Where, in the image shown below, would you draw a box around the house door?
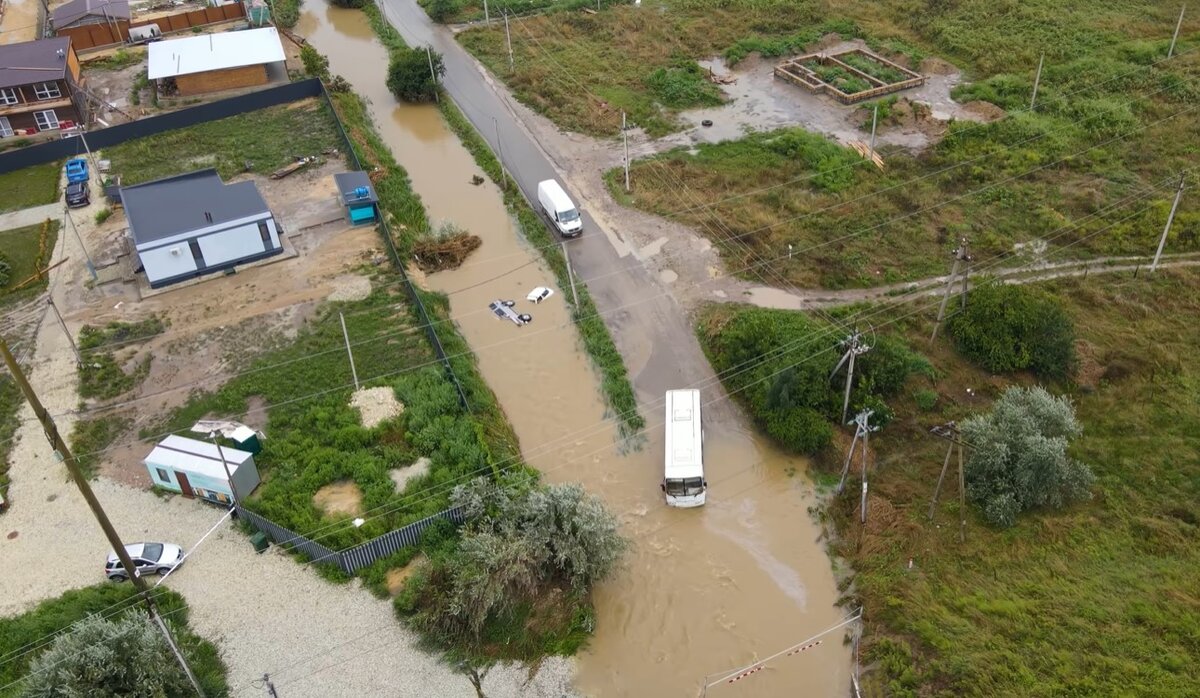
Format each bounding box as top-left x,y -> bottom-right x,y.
176,472 -> 194,497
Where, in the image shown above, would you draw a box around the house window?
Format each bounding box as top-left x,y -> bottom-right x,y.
33,110 -> 59,131
32,82 -> 61,100
0,88 -> 17,105
258,221 -> 272,249
189,239 -> 205,268
156,468 -> 170,482
0,117 -> 11,138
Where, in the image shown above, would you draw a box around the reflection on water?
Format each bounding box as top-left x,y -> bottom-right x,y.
298,2 -> 852,694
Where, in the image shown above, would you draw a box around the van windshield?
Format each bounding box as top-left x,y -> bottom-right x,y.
665,477 -> 704,496
559,208 -> 580,223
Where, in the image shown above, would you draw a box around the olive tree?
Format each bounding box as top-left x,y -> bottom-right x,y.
20,613 -> 190,698
961,386 -> 1095,527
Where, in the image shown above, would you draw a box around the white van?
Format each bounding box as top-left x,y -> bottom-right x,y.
662,389 -> 706,507
537,179 -> 582,237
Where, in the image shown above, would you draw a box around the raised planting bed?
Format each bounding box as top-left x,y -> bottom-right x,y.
775,48 -> 925,104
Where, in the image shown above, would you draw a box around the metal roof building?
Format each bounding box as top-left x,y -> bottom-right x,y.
148,27 -> 285,95
122,169 -> 284,288
144,434 -> 260,504
51,0 -> 131,29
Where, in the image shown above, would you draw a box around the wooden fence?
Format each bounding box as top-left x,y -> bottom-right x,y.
237,505 -> 466,574
61,2 -> 247,51
774,48 -> 926,105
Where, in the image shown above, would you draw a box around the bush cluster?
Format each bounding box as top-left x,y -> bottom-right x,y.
0,253 -> 10,287
946,282 -> 1076,380
387,46 -> 445,103
700,307 -> 928,454
643,59 -> 724,110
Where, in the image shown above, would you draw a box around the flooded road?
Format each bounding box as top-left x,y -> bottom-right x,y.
298,3 -> 852,695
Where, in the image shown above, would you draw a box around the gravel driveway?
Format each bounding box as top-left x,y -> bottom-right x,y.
0,193 -> 574,697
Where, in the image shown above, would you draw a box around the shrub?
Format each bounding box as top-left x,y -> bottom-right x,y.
330,0 -> 366,6
427,0 -> 457,23
960,386 -> 1095,527
947,283 -> 1077,380
643,60 -> 724,109
387,46 -> 445,102
94,208 -> 112,225
913,389 -> 938,411
19,613 -> 190,698
301,44 -> 330,80
0,253 -> 11,287
764,406 -> 832,454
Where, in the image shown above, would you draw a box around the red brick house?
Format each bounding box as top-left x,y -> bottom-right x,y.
0,37 -> 89,139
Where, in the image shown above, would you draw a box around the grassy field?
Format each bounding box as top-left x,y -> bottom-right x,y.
0,584 -> 228,696
104,100 -> 344,185
0,163 -> 60,214
698,268 -> 1200,696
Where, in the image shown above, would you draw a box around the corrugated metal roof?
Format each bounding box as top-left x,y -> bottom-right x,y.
147,27 -> 285,80
145,434 -> 252,481
52,0 -> 131,28
0,38 -> 71,90
121,169 -> 271,246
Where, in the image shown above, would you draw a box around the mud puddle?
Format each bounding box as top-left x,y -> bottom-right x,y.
299,3 -> 851,695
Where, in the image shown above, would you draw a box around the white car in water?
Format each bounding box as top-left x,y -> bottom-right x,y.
105,542 -> 184,581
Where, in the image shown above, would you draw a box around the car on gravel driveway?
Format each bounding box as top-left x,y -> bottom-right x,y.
105,542 -> 184,581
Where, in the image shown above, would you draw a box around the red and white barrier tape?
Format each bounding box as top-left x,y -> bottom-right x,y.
725,641 -> 823,684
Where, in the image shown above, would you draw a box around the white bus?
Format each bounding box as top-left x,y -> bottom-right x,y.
662,389 -> 706,507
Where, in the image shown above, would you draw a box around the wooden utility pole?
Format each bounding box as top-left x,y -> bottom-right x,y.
930,239 -> 971,342
1151,173 -> 1186,272
209,431 -> 240,507
0,336 -> 205,695
928,421 -> 968,542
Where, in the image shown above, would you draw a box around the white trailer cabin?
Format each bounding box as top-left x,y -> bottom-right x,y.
662,389 -> 706,507
144,434 -> 259,505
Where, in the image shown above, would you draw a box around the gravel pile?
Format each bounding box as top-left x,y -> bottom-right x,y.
0,221 -> 575,697
350,386 -> 404,428
389,457 -> 431,492
326,274 -> 372,302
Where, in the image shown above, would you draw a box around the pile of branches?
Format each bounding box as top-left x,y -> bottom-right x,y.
412,230 -> 482,272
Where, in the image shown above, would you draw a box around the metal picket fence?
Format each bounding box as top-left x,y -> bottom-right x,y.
236,505 -> 464,575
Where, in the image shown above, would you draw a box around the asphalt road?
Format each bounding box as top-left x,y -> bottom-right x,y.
379,0 -> 736,420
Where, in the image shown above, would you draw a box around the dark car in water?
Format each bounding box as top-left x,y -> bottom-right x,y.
65,180 -> 90,208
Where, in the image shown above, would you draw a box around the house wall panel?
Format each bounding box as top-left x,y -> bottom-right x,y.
175,64 -> 269,96
196,222 -> 269,266
139,242 -> 199,284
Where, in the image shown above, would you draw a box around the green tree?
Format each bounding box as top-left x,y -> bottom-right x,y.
947,282 -> 1077,380
427,0 -> 457,23
960,386 -> 1095,527
20,613 -> 191,698
387,46 -> 445,103
300,44 -> 330,80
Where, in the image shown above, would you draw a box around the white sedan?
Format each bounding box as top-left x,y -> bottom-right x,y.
104,542 -> 184,581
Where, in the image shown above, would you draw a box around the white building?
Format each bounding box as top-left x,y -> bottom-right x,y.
144,434 -> 260,505
122,168 -> 283,288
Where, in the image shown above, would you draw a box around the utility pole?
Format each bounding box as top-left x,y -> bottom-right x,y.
1169,5 -> 1186,58
868,104 -> 878,158
0,336 -> 205,696
561,241 -> 579,309
338,312 -> 359,390
483,0 -> 490,26
928,421 -> 968,542
1151,173 -> 1186,272
622,110 -> 630,192
830,329 -> 871,424
63,208 -> 97,280
425,46 -> 439,103
47,298 -> 81,366
835,409 -> 878,523
504,11 -> 514,70
930,239 -> 971,342
209,431 -> 239,508
1030,52 -> 1045,110
494,116 -> 509,190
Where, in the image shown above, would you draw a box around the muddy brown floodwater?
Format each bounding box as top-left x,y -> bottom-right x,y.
297,3 -> 852,695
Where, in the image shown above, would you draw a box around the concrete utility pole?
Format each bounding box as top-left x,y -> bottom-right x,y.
209,431 -> 239,508
1151,173 -> 1186,272
561,241 -> 579,309
830,329 -> 871,424
504,11 -> 514,70
47,297 -> 81,366
868,104 -> 878,158
338,312 -> 359,390
494,116 -> 509,190
835,409 -> 879,523
425,46 -> 439,103
928,421 -> 968,542
930,238 -> 972,342
1169,5 -> 1186,59
0,336 -> 206,696
1030,52 -> 1045,110
483,0 -> 490,26
63,208 -> 97,280
622,110 -> 630,192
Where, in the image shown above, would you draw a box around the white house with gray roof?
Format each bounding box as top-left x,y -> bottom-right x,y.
122,169 -> 283,288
